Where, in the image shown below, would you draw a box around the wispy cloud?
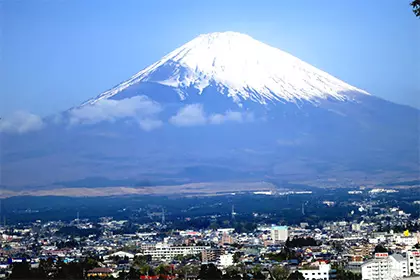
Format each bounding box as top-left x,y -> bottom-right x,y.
169,104 -> 207,126
69,96 -> 163,131
209,111 -> 254,124
138,118 -> 163,131
170,104 -> 253,126
0,111 -> 44,134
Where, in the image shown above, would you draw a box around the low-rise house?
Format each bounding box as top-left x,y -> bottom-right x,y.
298,262 -> 331,280
87,267 -> 114,278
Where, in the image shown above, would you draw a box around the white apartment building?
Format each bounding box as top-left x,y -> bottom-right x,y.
271,226 -> 288,243
395,235 -> 418,246
361,253 -> 408,280
390,254 -> 409,278
407,250 -> 420,275
138,242 -> 210,260
298,263 -> 331,280
218,254 -> 234,268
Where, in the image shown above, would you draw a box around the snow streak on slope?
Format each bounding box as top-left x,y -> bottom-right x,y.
84,31 -> 369,106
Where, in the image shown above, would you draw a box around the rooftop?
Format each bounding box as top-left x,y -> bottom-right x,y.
272,226 -> 288,230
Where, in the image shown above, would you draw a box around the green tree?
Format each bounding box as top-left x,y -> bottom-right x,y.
233,252 -> 241,263
139,264 -> 151,275
225,266 -> 241,279
156,263 -> 170,276
271,265 -> 290,280
287,271 -> 305,280
333,264 -> 362,280
374,244 -> 388,253
10,262 -> 32,279
128,267 -> 141,280
55,262 -> 84,279
252,267 -> 265,280
199,264 -> 222,279
176,264 -> 200,279
252,264 -> 262,274
118,270 -> 128,279
38,258 -> 54,278
133,255 -> 150,268
210,222 -> 219,230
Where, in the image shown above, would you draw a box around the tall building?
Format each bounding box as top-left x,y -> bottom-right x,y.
407,250 -> 420,275
139,242 -> 210,260
220,232 -> 234,245
271,226 -> 288,243
361,253 -> 408,280
201,249 -> 222,264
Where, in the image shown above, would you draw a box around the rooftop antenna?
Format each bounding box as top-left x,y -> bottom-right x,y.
301,203 -> 305,216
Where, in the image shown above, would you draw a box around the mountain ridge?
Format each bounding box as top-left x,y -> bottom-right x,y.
1,32 -> 418,190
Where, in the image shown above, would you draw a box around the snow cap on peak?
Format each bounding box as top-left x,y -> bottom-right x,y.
196,31 -> 253,39
85,31 -> 369,106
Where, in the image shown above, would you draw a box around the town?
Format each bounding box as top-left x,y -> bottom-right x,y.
1,187 -> 420,280
2,0 -> 419,279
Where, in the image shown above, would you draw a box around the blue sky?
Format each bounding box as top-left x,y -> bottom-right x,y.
2,0 -> 419,116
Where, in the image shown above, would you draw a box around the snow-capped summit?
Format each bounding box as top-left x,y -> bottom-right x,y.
3,32 -> 419,189
84,31 -> 368,106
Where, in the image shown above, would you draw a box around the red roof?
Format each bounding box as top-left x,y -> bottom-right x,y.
140,275 -> 175,280
88,267 -> 113,273
140,276 -> 159,280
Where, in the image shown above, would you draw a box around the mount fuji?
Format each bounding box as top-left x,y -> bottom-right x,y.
1,32 -> 419,190
83,31 -> 368,106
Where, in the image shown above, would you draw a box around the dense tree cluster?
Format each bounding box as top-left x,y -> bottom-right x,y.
374,244 -> 389,253
7,258 -> 316,280
332,265 -> 362,280
285,237 -> 318,248
265,247 -> 300,262
9,257 -> 98,279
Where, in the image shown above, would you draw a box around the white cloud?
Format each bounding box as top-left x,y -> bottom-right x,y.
0,111 -> 44,134
209,111 -> 244,124
51,113 -> 64,124
69,96 -> 163,131
169,104 -> 207,126
138,118 -> 163,131
170,104 -> 254,127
